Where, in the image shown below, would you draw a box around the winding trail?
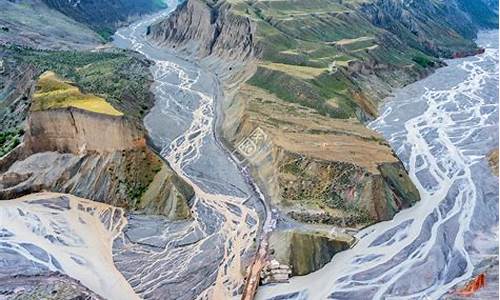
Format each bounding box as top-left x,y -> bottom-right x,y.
258,31 -> 498,300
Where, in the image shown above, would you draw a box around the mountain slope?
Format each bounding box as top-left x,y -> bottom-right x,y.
42,0 -> 167,39
0,0 -> 102,49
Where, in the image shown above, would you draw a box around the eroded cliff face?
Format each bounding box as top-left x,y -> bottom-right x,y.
268,230 -> 351,276
147,0 -> 257,62
25,109 -> 141,154
359,0 -> 484,57
0,102 -> 193,220
228,84 -> 419,227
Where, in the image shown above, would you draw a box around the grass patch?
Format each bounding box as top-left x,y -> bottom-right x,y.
412,55 -> 435,68
0,128 -> 22,157
33,71 -> 123,116
6,46 -> 154,122
260,62 -> 328,79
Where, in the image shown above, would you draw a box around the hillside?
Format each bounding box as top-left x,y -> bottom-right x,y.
0,0 -> 102,49
42,0 -> 166,40
0,0 -> 195,216
0,69 -> 194,218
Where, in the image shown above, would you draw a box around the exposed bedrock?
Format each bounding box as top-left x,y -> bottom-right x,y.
0,272 -> 105,300
147,0 -> 258,62
268,229 -> 351,276
41,0 -> 166,39
0,107 -> 193,219
25,108 -> 143,154
229,107 -> 419,226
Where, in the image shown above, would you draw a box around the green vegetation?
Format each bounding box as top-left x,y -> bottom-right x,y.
96,27 -> 114,41
247,66 -> 354,119
7,46 -> 154,121
41,0 -> 167,42
228,0 -> 485,121
412,55 -> 435,68
33,71 -> 123,116
238,1 -> 417,119
0,128 -> 22,157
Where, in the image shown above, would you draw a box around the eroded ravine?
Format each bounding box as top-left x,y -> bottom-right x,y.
258,31 -> 498,300
113,3 -> 265,299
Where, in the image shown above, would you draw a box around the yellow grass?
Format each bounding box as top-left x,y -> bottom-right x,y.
334,36 -> 374,46
260,62 -> 327,79
32,71 -> 123,116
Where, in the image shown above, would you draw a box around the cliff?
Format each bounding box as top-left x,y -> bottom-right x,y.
145,0 -> 492,279
0,73 -> 193,219
0,45 -> 158,163
359,0 -> 496,57
147,0 -> 257,61
268,230 -> 351,276
149,0 -> 428,226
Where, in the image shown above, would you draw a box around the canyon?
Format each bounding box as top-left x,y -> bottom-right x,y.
0,0 -> 498,299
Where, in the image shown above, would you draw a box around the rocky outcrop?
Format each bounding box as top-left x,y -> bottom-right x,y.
25,108 -> 143,154
0,272 -> 104,300
147,0 -> 257,62
268,230 -> 351,276
143,0 -> 491,277
0,107 -> 193,219
359,0 -> 497,57
225,84 -> 420,226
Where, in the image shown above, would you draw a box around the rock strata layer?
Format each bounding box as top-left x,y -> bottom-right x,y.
0,106 -> 193,219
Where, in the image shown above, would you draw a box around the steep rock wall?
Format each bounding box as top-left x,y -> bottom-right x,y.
359,0 -> 488,57
0,108 -> 194,219
268,230 -> 351,276
25,108 -> 143,154
42,0 -> 165,38
147,0 -> 257,62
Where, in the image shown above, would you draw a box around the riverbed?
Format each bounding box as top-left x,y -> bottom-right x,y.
257,30 -> 499,300
112,2 -> 266,299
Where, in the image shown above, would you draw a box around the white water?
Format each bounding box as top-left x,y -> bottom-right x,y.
258,31 -> 499,300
